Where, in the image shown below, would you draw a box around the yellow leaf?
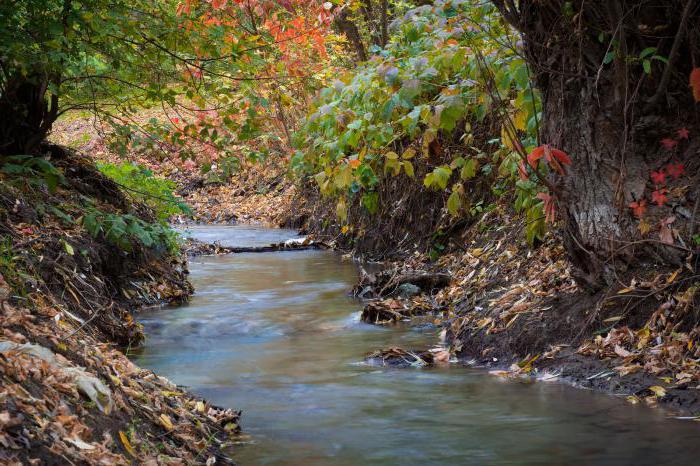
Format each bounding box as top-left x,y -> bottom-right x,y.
666,269 -> 680,284
638,218 -> 651,235
648,385 -> 666,397
161,390 -> 183,397
159,414 -> 174,430
336,197 -> 348,222
119,431 -> 136,457
401,148 -> 416,159
195,401 -> 205,413
513,109 -> 528,131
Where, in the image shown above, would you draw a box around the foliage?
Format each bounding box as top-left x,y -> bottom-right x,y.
0,155 -> 66,193
0,0 -> 337,173
82,208 -> 180,255
97,162 -> 190,221
294,0 -> 549,244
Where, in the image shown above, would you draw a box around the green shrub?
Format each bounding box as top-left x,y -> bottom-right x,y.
96,162 -> 190,221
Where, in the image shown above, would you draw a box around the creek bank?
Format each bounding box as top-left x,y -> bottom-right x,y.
328,206 -> 700,418
0,146 -> 240,465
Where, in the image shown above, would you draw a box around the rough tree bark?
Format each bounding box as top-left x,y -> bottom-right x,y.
334,7 -> 368,62
492,0 -> 700,289
0,74 -> 59,156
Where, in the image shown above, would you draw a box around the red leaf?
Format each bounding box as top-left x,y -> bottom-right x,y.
527,146 -> 545,168
537,192 -> 557,223
551,148 -> 572,166
518,161 -> 529,181
666,162 -> 685,180
660,138 -> 678,150
677,127 -> 690,139
629,199 -> 647,218
650,169 -> 666,185
651,188 -> 668,206
690,68 -> 700,102
527,145 -> 571,175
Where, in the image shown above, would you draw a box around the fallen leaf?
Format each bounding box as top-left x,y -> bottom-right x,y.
119,431 -> 136,457
648,385 -> 666,397
159,413 -> 174,430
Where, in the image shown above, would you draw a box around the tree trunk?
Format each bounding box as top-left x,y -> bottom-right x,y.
492,0 -> 700,289
334,8 -> 368,62
0,74 -> 58,156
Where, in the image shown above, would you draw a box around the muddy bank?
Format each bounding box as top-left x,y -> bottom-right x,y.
350,208 -> 700,417
0,146 -> 240,464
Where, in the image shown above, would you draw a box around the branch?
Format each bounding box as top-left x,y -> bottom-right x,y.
647,0 -> 695,108
491,0 -> 521,29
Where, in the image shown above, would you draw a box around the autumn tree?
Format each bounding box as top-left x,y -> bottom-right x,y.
0,0 -> 332,166
491,0 -> 700,289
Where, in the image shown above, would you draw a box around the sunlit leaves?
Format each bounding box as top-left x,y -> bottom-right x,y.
424,166 -> 452,190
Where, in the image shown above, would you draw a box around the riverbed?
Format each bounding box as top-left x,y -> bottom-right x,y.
132,225 -> 700,465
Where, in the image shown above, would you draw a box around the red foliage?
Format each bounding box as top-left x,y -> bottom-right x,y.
651,188 -> 668,207
527,145 -> 571,175
650,169 -> 666,185
518,161 -> 528,180
629,199 -> 647,218
677,127 -> 690,139
666,162 -> 685,180
537,192 -> 557,223
691,68 -> 700,102
660,138 -> 678,150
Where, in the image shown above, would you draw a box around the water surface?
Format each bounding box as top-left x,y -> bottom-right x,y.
133,226 -> 700,465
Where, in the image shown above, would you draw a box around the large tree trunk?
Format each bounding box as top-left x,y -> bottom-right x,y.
0,74 -> 58,156
493,0 -> 700,289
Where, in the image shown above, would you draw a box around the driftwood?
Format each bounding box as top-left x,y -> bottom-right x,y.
354,267 -> 452,298
185,238 -> 327,256
365,347 -> 435,368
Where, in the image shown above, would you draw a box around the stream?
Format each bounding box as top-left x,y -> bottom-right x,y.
132,225 -> 700,465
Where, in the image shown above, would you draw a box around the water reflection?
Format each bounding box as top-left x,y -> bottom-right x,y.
134,228 -> 700,466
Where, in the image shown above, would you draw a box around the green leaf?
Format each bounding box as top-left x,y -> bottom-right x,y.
402,161 -> 415,178
447,190 -> 461,216
335,165 -> 353,189
362,192 -> 379,214
432,166 -> 453,190
460,159 -> 478,180
62,240 -> 74,256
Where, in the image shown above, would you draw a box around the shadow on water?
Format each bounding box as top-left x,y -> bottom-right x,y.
133,225 -> 700,466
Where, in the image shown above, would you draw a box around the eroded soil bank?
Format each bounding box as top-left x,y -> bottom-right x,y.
0,147 -> 239,465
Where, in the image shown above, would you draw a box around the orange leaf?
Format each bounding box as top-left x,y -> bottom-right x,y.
629,199 -> 647,218
526,146 -> 545,168
348,159 -> 361,169
690,68 -> 700,102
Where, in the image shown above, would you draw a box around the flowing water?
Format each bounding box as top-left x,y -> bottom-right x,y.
133,225 -> 700,466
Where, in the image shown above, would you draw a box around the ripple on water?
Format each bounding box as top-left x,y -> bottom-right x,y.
133,227 -> 700,466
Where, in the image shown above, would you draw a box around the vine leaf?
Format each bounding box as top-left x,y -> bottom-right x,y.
527,145 -> 571,175
690,68 -> 700,102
